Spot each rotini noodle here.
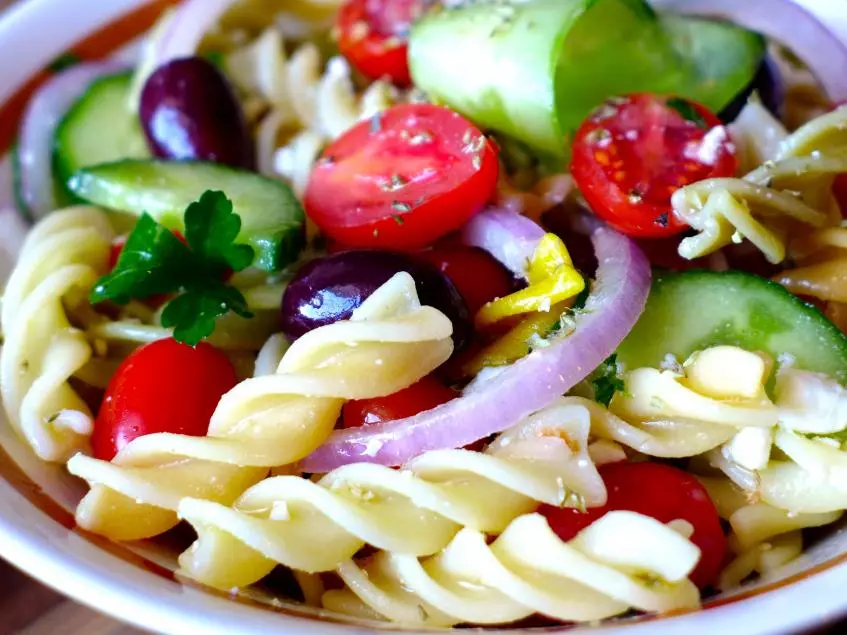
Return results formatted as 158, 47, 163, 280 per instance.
323, 511, 700, 626
66, 273, 453, 541
224, 24, 396, 193
697, 476, 841, 590
1, 207, 113, 462
672, 107, 847, 263
174, 398, 607, 590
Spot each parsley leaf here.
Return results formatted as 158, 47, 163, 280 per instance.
48, 52, 82, 73
90, 190, 255, 346
590, 354, 625, 406
666, 97, 707, 129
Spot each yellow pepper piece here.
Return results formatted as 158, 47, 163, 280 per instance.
463, 301, 571, 377
475, 233, 585, 328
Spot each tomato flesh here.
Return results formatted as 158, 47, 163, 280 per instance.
91, 338, 238, 461
304, 103, 499, 250
571, 94, 738, 238
419, 246, 515, 316
336, 0, 433, 86
539, 462, 725, 589
342, 375, 456, 428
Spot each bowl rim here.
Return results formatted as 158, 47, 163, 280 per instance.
1, 0, 847, 633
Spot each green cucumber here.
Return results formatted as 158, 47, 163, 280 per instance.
409, 0, 764, 158
67, 159, 305, 273
616, 270, 847, 383
53, 71, 150, 198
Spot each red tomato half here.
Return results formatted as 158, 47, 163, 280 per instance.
539, 462, 726, 589
571, 93, 738, 238
420, 246, 515, 316
304, 103, 499, 250
336, 0, 434, 86
91, 338, 238, 461
342, 375, 456, 428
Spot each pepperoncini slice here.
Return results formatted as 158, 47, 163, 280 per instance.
462, 301, 571, 377
475, 233, 585, 328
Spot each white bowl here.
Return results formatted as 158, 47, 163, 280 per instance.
1, 1, 847, 633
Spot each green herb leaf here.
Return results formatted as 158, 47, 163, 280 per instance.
666, 97, 707, 129
590, 354, 625, 406
161, 283, 252, 346
48, 52, 82, 73
90, 214, 192, 305
184, 191, 255, 272
90, 190, 255, 345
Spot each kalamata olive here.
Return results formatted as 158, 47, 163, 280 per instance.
140, 57, 255, 169
719, 54, 785, 123
281, 250, 471, 350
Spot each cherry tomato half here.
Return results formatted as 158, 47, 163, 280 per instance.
342, 375, 456, 428
419, 246, 515, 316
539, 462, 725, 589
91, 338, 238, 461
336, 0, 434, 86
304, 103, 499, 250
571, 93, 738, 238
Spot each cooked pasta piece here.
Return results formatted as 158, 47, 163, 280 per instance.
588, 347, 777, 459
225, 24, 397, 193
271, 56, 396, 194
673, 107, 847, 263
775, 224, 847, 331
175, 398, 608, 590
67, 273, 454, 541
0, 207, 113, 462
697, 476, 841, 590
324, 511, 700, 626
701, 366, 847, 515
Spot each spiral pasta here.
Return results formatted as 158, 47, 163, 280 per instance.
66, 272, 453, 541
672, 107, 847, 264
271, 55, 396, 194
174, 398, 607, 590
223, 24, 397, 194
697, 476, 842, 591
323, 511, 700, 626
584, 346, 775, 462
0, 206, 113, 462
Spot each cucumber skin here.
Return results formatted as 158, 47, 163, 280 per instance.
68, 159, 305, 273
53, 71, 149, 202
409, 0, 764, 158
616, 270, 847, 383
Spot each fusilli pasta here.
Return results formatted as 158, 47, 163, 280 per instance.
698, 476, 841, 591
66, 272, 454, 541
673, 107, 847, 264
175, 398, 608, 590
1, 207, 113, 462
324, 511, 700, 626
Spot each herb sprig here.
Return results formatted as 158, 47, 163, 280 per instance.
90, 190, 255, 346
590, 354, 626, 406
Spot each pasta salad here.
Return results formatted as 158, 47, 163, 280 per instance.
3, 0, 847, 628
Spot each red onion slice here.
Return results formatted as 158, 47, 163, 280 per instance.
301, 225, 651, 472
17, 61, 126, 219
153, 0, 238, 69
461, 207, 545, 279
653, 0, 847, 103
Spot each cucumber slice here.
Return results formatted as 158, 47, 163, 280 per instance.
53, 71, 149, 197
67, 159, 305, 273
616, 270, 847, 383
409, 0, 764, 157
